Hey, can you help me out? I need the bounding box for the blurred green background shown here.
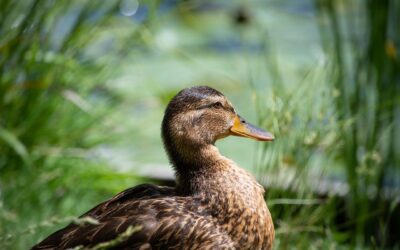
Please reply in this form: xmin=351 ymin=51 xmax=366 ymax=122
xmin=0 ymin=0 xmax=399 ymax=249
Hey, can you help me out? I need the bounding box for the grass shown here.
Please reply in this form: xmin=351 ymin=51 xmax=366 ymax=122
xmin=314 ymin=0 xmax=400 ymax=247
xmin=253 ymin=0 xmax=400 ymax=248
xmin=0 ymin=0 xmax=149 ymax=248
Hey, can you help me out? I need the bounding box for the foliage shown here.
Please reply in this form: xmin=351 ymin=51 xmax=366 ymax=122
xmin=0 ymin=0 xmax=148 ymax=248
xmin=253 ymin=0 xmax=400 ymax=248
xmin=316 ymin=0 xmax=400 ymax=247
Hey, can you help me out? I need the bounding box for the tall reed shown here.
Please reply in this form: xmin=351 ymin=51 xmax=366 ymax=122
xmin=314 ymin=0 xmax=399 ymax=247
xmin=0 ymin=0 xmax=146 ymax=248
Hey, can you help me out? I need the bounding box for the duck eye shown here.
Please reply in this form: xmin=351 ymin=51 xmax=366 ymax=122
xmin=212 ymin=102 xmax=223 ymax=109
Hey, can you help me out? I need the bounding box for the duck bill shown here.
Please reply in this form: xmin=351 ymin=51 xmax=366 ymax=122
xmin=229 ymin=116 xmax=274 ymax=141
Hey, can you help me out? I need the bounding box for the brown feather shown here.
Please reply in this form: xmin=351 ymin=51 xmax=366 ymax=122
xmin=32 ymin=86 xmax=274 ymax=250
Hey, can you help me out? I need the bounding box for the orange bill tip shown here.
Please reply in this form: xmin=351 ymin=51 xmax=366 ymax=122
xmin=229 ymin=116 xmax=274 ymax=141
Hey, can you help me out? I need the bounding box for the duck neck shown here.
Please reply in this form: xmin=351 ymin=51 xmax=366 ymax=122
xmin=167 ymin=143 xmax=229 ymax=195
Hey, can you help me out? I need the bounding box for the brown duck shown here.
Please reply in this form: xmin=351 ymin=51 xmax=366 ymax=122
xmin=32 ymin=86 xmax=275 ymax=249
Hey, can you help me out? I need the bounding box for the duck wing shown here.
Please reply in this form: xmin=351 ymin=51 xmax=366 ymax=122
xmin=31 ymin=184 xmax=235 ymax=249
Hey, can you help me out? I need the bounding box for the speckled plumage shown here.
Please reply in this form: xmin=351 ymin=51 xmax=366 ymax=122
xmin=32 ymin=86 xmax=274 ymax=250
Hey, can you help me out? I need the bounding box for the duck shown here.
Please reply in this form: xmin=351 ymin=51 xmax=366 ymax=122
xmin=32 ymin=86 xmax=275 ymax=250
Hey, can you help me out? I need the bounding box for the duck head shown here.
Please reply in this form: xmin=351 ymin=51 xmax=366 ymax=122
xmin=162 ymin=86 xmax=273 ymax=169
